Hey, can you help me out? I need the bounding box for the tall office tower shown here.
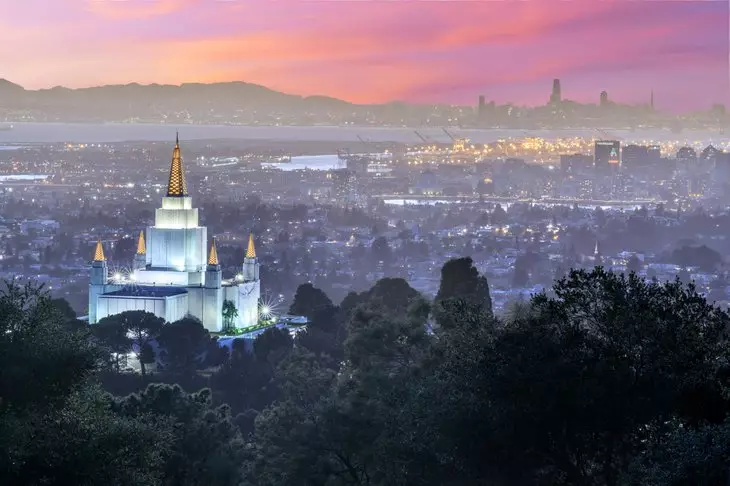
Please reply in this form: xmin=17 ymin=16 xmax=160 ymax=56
xmin=676 ymin=146 xmax=698 ymax=165
xmin=550 ymin=78 xmax=562 ymax=104
xmin=647 ymin=145 xmax=661 ymax=166
xmin=621 ymin=144 xmax=648 ymax=172
xmin=478 ymin=95 xmax=486 ymax=119
xmin=600 ymin=90 xmax=609 ymax=107
xmin=594 ymin=141 xmax=621 ymax=171
xmin=560 ymin=154 xmax=594 ymax=174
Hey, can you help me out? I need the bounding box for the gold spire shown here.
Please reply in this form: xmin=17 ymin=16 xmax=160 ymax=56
xmin=93 ymin=240 xmax=106 ymax=262
xmin=166 ymin=134 xmax=188 ymax=197
xmin=136 ymin=230 xmax=146 ymax=255
xmin=208 ymin=238 xmax=219 ymax=266
xmin=246 ymin=233 xmax=256 ymax=259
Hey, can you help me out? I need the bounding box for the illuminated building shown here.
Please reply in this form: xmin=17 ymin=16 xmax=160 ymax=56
xmin=594 ymin=141 xmax=621 ymax=171
xmin=88 ymin=136 xmax=261 ymax=331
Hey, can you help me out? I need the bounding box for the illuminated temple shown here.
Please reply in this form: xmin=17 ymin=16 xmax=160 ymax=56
xmin=88 ymin=136 xmax=261 ymax=331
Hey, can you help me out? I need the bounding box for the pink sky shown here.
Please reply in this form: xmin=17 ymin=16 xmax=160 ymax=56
xmin=1 ymin=0 xmax=727 ymax=111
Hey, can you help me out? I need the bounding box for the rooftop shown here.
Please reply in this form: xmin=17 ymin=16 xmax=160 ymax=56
xmin=101 ymin=286 xmax=188 ymax=298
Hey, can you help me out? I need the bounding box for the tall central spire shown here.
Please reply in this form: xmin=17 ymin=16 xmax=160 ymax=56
xmin=166 ymin=132 xmax=188 ymax=197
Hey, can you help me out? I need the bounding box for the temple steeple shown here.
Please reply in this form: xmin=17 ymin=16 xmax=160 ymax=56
xmin=134 ymin=231 xmax=147 ymax=271
xmin=166 ymin=134 xmax=188 ymax=197
xmin=136 ymin=230 xmax=146 ymax=255
xmin=246 ymin=233 xmax=256 ymax=259
xmin=93 ymin=240 xmax=106 ymax=262
xmin=205 ymin=237 xmax=222 ymax=291
xmin=208 ymin=238 xmax=219 ymax=266
xmin=243 ymin=233 xmax=259 ymax=282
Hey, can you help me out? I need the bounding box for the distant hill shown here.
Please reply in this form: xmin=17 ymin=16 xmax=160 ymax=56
xmin=0 ymin=79 xmax=460 ymax=125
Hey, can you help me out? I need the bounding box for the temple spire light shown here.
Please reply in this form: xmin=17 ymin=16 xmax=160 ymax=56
xmin=166 ymin=135 xmax=188 ymax=197
xmin=136 ymin=230 xmax=146 ymax=255
xmin=246 ymin=233 xmax=256 ymax=259
xmin=208 ymin=238 xmax=219 ymax=266
xmin=93 ymin=240 xmax=106 ymax=262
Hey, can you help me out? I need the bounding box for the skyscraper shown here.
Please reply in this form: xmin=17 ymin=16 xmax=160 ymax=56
xmin=550 ymin=78 xmax=562 ymax=104
xmin=595 ymin=141 xmax=621 ymax=170
xmin=478 ymin=95 xmax=486 ymax=119
xmin=600 ymin=90 xmax=609 ymax=107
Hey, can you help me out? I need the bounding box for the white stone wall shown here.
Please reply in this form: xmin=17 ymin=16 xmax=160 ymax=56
xmin=202 ymin=287 xmax=224 ymax=332
xmin=237 ymin=280 xmax=260 ymax=328
xmin=147 ymin=226 xmax=206 ymax=271
xmin=155 ymin=197 xmax=199 ymax=229
xmin=96 ymin=293 xmax=188 ymax=323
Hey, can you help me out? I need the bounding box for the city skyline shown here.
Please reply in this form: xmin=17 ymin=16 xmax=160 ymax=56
xmin=2 ymin=0 xmax=728 ymax=112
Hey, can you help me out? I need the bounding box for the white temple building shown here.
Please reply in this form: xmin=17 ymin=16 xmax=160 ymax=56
xmin=88 ymin=136 xmax=261 ymax=331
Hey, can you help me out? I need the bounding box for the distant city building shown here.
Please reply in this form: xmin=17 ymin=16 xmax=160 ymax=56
xmin=409 ymin=170 xmax=443 ymax=196
xmin=560 ymin=154 xmax=593 ymax=174
xmin=700 ymin=145 xmax=722 ymax=162
xmin=550 ymin=79 xmax=562 ymax=104
xmin=594 ymin=141 xmax=621 ymax=170
xmin=621 ymin=145 xmax=647 ymax=171
xmin=478 ymin=95 xmax=486 ymax=119
xmin=677 ymin=146 xmax=697 ymax=161
xmin=714 ymin=153 xmax=730 ymax=181
xmin=600 ymin=91 xmax=609 ymax=107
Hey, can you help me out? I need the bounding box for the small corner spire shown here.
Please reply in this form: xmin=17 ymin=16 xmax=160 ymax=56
xmin=246 ymin=233 xmax=256 ymax=259
xmin=136 ymin=230 xmax=146 ymax=255
xmin=93 ymin=240 xmax=106 ymax=262
xmin=208 ymin=238 xmax=219 ymax=266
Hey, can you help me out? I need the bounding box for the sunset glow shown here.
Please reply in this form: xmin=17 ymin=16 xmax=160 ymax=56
xmin=2 ymin=0 xmax=728 ymax=111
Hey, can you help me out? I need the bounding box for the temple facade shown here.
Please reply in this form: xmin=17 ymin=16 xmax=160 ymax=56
xmin=88 ymin=136 xmax=261 ymax=332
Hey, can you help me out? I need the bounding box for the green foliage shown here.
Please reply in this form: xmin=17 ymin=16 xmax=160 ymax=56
xmin=0 ymin=281 xmax=169 ymax=486
xmin=0 ymin=280 xmax=99 ymax=412
xmin=251 ymin=268 xmax=730 ymax=485
xmin=7 ymin=267 xmax=730 ymax=485
xmin=435 ymin=257 xmax=492 ymax=313
xmin=97 ymin=310 xmax=165 ymax=377
xmin=113 ymin=384 xmax=245 ymax=486
xmin=222 ymin=300 xmax=238 ymax=333
xmin=157 ymin=316 xmax=211 ymax=376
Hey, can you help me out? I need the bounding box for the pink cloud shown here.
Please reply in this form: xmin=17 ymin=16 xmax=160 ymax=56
xmin=2 ymin=0 xmax=726 ymax=111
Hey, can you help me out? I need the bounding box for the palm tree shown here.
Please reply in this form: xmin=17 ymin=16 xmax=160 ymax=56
xmin=222 ymin=300 xmax=238 ymax=333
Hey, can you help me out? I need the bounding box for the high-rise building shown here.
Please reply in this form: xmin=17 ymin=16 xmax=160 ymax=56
xmin=621 ymin=144 xmax=648 ymax=171
xmin=594 ymin=141 xmax=621 ymax=170
xmin=600 ymin=90 xmax=609 ymax=107
xmin=88 ymin=137 xmax=261 ymax=331
xmin=676 ymin=146 xmax=698 ymax=164
xmin=560 ymin=154 xmax=593 ymax=174
xmin=550 ymin=78 xmax=562 ymax=104
xmin=478 ymin=95 xmax=486 ymax=118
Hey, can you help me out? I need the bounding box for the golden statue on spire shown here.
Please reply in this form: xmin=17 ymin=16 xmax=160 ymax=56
xmin=93 ymin=240 xmax=106 ymax=262
xmin=166 ymin=132 xmax=188 ymax=197
xmin=246 ymin=233 xmax=256 ymax=259
xmin=208 ymin=238 xmax=219 ymax=266
xmin=136 ymin=230 xmax=146 ymax=255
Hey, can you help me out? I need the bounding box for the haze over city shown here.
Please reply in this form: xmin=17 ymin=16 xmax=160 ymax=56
xmin=3 ymin=0 xmax=728 ymax=111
